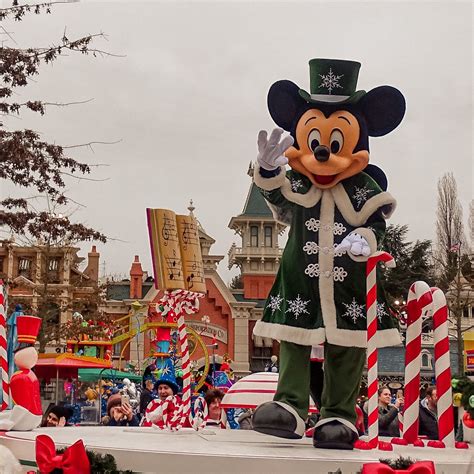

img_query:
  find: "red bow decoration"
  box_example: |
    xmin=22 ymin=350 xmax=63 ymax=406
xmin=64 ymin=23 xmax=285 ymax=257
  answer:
xmin=36 ymin=434 xmax=91 ymax=474
xmin=361 ymin=461 xmax=435 ymax=474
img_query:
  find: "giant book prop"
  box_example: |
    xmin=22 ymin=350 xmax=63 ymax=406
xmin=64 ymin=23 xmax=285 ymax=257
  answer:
xmin=146 ymin=209 xmax=206 ymax=294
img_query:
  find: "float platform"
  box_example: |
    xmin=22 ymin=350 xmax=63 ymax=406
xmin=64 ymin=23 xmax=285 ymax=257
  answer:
xmin=1 ymin=427 xmax=473 ymax=473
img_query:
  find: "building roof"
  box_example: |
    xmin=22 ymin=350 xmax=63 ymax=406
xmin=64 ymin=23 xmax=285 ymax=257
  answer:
xmin=233 ymin=292 xmax=267 ymax=308
xmin=241 ymin=183 xmax=272 ymax=217
xmin=106 ymin=282 xmax=154 ymax=301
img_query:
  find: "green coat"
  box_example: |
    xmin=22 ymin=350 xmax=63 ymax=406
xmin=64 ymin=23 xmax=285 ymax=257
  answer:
xmin=253 ymin=166 xmax=401 ymax=349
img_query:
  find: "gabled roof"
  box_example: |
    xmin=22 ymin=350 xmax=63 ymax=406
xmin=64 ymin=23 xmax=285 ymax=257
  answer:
xmin=241 ymin=183 xmax=272 ymax=217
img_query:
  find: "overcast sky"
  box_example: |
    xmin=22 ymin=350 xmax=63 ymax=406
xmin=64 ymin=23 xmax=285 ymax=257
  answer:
xmin=2 ymin=0 xmax=472 ymax=283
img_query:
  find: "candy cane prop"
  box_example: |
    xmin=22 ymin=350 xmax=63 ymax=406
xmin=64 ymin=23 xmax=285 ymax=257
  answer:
xmin=429 ymin=287 xmax=455 ymax=448
xmin=0 ymin=280 xmax=9 ymax=411
xmin=402 ymin=281 xmax=432 ymax=445
xmin=365 ymin=251 xmax=395 ymax=449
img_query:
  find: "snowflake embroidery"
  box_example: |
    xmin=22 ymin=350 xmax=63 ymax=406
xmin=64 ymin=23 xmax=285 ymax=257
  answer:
xmin=333 ymin=266 xmax=348 ymax=282
xmin=161 ymin=365 xmax=171 ymax=376
xmin=305 ymin=218 xmax=321 ymax=232
xmin=342 ymin=298 xmax=365 ymax=323
xmin=333 ymin=223 xmax=347 ymax=236
xmin=376 ymin=302 xmax=389 ymax=322
xmin=304 ymin=263 xmax=320 ymax=278
xmin=286 ymin=294 xmax=310 ymax=319
xmin=303 ymin=241 xmax=319 ymax=255
xmin=291 ymin=179 xmax=304 ymax=192
xmin=268 ymin=294 xmax=284 ymax=315
xmin=333 ymin=243 xmax=344 ymax=257
xmin=318 ymin=68 xmax=344 ymax=95
xmin=352 ymin=186 xmax=374 ymax=209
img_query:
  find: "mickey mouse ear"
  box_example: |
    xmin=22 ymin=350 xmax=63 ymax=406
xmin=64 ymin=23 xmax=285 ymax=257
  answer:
xmin=267 ymin=80 xmax=306 ymax=131
xmin=359 ymin=86 xmax=406 ymax=137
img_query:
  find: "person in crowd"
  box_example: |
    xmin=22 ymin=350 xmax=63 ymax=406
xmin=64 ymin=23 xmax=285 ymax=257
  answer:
xmin=103 ymin=393 xmax=139 ymax=427
xmin=419 ymin=385 xmax=438 ymax=440
xmin=204 ymin=388 xmax=228 ymax=428
xmin=156 ymin=381 xmax=176 ymax=401
xmin=41 ymin=405 xmax=73 ymax=427
xmin=377 ymin=386 xmax=403 ymax=437
xmin=139 ymin=376 xmax=156 ymax=416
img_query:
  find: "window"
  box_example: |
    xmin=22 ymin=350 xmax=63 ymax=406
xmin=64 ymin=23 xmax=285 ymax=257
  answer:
xmin=421 ymin=350 xmax=432 ymax=370
xmin=113 ymin=342 xmax=121 ymax=357
xmin=18 ymin=257 xmax=32 ymax=279
xmin=264 ymin=226 xmax=272 ymax=247
xmin=251 ymin=346 xmax=273 ymax=372
xmin=250 ymin=226 xmax=258 ymax=247
xmin=47 ymin=257 xmax=61 ymax=284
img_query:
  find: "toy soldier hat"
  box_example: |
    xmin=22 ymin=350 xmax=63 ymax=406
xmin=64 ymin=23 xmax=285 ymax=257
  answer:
xmin=16 ymin=315 xmax=42 ymax=345
xmin=298 ymin=58 xmax=366 ymax=105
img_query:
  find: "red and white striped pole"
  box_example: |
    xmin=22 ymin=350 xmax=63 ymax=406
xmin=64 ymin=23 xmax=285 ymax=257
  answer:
xmin=430 ymin=287 xmax=455 ymax=447
xmin=402 ymin=281 xmax=432 ymax=445
xmin=0 ymin=280 xmax=9 ymax=411
xmin=366 ymin=251 xmax=395 ymax=448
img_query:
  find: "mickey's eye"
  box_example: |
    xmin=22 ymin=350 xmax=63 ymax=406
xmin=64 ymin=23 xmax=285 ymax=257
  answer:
xmin=308 ymin=129 xmax=321 ymax=151
xmin=330 ymin=130 xmax=343 ymax=154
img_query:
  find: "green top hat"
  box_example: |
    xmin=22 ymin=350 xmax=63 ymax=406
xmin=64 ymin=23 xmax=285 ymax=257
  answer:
xmin=298 ymin=58 xmax=366 ymax=105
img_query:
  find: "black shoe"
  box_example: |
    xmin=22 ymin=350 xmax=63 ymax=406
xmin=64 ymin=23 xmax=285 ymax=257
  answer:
xmin=252 ymin=401 xmax=305 ymax=439
xmin=313 ymin=420 xmax=358 ymax=450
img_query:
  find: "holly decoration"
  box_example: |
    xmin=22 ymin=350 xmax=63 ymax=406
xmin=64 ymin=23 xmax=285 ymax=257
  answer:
xmin=451 ymin=377 xmax=474 ymax=419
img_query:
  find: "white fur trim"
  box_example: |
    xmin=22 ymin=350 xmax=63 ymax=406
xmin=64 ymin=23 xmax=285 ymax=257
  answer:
xmin=253 ymin=320 xmax=401 ymax=349
xmin=331 ymin=184 xmax=396 ymax=227
xmin=316 ymin=416 xmax=358 ymax=435
xmin=347 ymin=228 xmax=378 ymax=263
xmin=253 ymin=164 xmax=286 ymax=190
xmin=253 ymin=320 xmax=326 ymax=346
xmin=274 ymin=401 xmax=306 ymax=436
xmin=267 ymin=202 xmax=293 ymax=226
xmin=280 ymin=178 xmax=322 ymax=208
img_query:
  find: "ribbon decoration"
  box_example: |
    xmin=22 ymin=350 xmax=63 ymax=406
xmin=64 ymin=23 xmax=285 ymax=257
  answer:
xmin=36 ymin=434 xmax=90 ymax=474
xmin=361 ymin=461 xmax=435 ymax=474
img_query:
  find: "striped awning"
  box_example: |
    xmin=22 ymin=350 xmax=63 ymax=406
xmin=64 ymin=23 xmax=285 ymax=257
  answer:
xmin=221 ymin=371 xmax=318 ymax=413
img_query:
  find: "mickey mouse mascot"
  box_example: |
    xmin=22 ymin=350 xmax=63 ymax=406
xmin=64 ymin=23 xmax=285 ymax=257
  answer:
xmin=251 ymin=58 xmax=405 ymax=449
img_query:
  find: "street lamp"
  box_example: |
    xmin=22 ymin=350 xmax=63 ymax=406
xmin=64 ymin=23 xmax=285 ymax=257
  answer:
xmin=131 ymin=301 xmax=143 ymax=376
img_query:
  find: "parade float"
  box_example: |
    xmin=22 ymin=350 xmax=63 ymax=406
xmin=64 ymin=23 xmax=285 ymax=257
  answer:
xmin=0 ymin=60 xmax=473 ymax=473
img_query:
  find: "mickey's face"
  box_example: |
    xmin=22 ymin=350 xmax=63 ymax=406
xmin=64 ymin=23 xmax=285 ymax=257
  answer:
xmin=285 ymin=109 xmax=369 ymax=189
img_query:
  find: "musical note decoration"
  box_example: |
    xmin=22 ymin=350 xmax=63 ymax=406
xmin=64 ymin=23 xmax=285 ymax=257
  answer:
xmin=146 ymin=209 xmax=206 ymax=294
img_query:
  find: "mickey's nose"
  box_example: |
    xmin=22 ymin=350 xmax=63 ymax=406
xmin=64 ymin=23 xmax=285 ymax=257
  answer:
xmin=314 ymin=145 xmax=330 ymax=162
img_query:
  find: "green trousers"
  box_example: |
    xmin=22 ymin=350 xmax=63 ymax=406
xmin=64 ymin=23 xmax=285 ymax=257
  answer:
xmin=274 ymin=341 xmax=366 ymax=424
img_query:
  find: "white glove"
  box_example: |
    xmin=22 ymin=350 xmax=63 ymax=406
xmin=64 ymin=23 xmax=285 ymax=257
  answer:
xmin=257 ymin=128 xmax=293 ymax=171
xmin=335 ymin=232 xmax=371 ymax=257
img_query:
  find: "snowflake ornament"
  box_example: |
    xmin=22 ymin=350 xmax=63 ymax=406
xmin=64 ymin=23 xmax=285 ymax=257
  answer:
xmin=342 ymin=298 xmax=366 ymax=324
xmin=318 ymin=68 xmax=344 ymax=94
xmin=291 ymin=179 xmax=304 ymax=192
xmin=286 ymin=294 xmax=310 ymax=319
xmin=376 ymin=302 xmax=389 ymax=322
xmin=268 ymin=294 xmax=284 ymax=315
xmin=352 ymin=186 xmax=374 ymax=209
xmin=303 ymin=241 xmax=319 ymax=255
xmin=305 ymin=218 xmax=321 ymax=232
